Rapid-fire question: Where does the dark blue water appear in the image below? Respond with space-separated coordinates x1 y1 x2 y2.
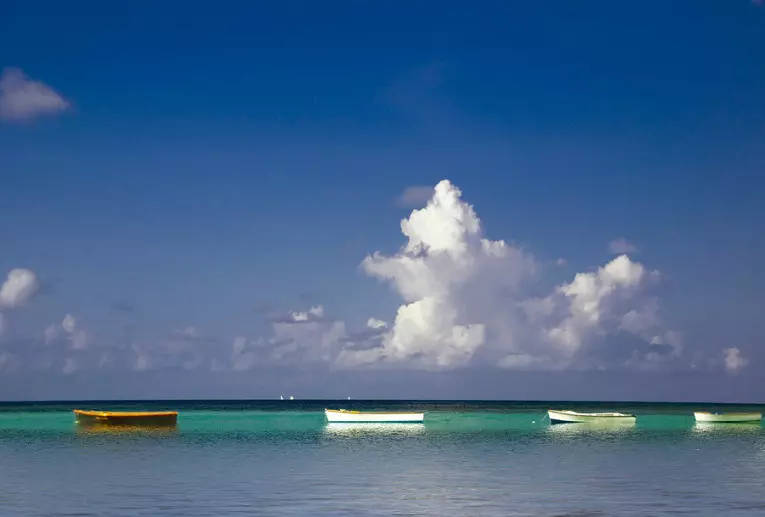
1 400 764 516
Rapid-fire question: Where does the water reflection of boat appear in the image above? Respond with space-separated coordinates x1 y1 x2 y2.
693 421 762 434
75 424 178 436
546 420 636 436
324 423 426 436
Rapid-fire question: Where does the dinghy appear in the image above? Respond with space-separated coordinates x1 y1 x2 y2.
324 408 424 423
693 411 761 423
74 410 178 427
548 409 636 424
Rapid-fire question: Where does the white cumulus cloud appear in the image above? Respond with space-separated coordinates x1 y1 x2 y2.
42 313 88 350
0 269 39 309
335 179 677 371
0 269 40 339
539 255 657 356
723 347 748 375
0 67 70 122
2 180 689 376
61 314 76 334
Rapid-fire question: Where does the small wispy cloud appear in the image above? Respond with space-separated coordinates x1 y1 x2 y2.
0 269 39 310
723 347 748 375
61 314 76 334
43 313 88 350
0 67 70 123
266 305 328 324
608 238 638 255
396 186 435 208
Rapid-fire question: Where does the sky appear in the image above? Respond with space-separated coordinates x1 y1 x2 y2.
1 0 764 401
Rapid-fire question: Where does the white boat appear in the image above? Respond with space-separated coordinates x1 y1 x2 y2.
324 408 424 423
548 409 636 424
693 411 761 423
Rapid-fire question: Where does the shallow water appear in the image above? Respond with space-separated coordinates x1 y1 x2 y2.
1 400 764 516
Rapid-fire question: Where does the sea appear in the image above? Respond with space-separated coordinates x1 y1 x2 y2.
1 400 765 516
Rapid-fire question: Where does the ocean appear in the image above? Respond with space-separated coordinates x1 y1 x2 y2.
1 400 764 516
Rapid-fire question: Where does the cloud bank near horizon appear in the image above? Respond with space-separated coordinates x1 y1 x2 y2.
0 180 748 377
336 180 680 372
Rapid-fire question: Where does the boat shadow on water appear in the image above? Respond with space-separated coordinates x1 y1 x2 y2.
74 423 179 436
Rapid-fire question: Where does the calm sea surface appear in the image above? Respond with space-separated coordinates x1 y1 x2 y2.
1 400 765 516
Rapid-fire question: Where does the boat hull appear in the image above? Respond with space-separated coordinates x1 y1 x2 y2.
74 410 178 427
548 409 636 424
324 409 424 423
693 411 761 423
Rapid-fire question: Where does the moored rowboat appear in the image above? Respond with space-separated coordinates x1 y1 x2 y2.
74 410 178 427
693 411 761 423
324 409 424 423
548 409 636 424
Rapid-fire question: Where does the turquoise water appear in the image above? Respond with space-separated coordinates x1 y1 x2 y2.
2 400 765 516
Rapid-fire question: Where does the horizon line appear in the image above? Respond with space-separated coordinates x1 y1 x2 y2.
0 398 763 406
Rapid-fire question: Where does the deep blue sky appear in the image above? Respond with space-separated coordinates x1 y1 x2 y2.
1 0 764 400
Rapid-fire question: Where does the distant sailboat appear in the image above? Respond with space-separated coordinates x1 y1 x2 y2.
289 395 295 400
280 395 284 400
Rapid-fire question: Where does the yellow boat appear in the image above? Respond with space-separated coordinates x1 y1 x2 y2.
73 409 178 427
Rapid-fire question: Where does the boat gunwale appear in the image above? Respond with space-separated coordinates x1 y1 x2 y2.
693 411 762 417
548 409 635 418
324 408 424 416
